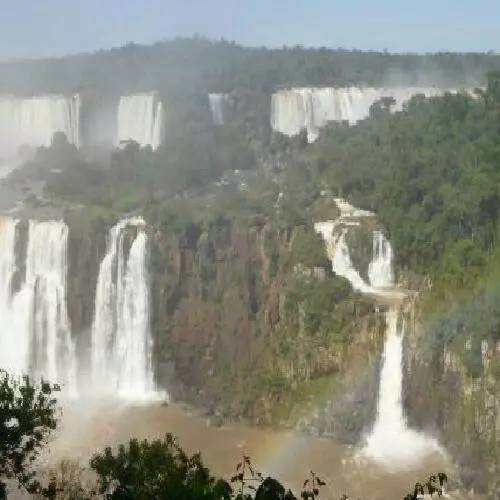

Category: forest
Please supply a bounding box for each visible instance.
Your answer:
[0,37,498,96]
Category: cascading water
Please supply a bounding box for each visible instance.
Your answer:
[315,198,440,469]
[271,87,447,142]
[90,217,155,400]
[209,93,229,125]
[314,198,375,294]
[368,230,394,288]
[364,308,440,468]
[117,94,163,149]
[0,217,23,374]
[314,222,372,294]
[24,221,77,392]
[0,95,80,158]
[0,218,77,394]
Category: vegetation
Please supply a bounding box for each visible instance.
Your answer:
[0,37,497,96]
[0,370,59,499]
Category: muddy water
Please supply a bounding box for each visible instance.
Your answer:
[42,402,466,500]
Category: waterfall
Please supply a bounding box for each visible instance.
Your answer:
[315,198,439,468]
[117,94,163,149]
[271,87,446,142]
[0,218,76,394]
[90,217,155,400]
[368,230,394,288]
[314,198,376,294]
[209,93,229,125]
[314,222,372,294]
[364,307,440,468]
[0,95,80,158]
[0,217,23,374]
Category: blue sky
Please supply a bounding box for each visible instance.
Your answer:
[1,0,499,60]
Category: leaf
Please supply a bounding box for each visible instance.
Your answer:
[438,472,448,486]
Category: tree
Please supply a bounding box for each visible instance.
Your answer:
[89,434,232,500]
[0,370,59,498]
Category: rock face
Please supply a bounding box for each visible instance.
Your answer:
[57,209,383,435]
[147,216,384,435]
[404,296,500,498]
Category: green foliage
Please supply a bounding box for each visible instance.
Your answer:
[0,370,59,498]
[403,473,448,500]
[88,435,327,500]
[0,37,496,96]
[290,227,330,270]
[285,276,370,340]
[89,434,229,500]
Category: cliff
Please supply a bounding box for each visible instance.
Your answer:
[147,215,385,437]
[403,292,500,497]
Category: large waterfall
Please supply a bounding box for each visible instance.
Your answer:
[117,94,163,149]
[0,95,80,158]
[315,198,440,469]
[90,217,155,400]
[271,87,444,142]
[0,214,158,401]
[0,217,77,393]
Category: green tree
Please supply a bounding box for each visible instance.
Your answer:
[89,434,232,500]
[0,370,59,499]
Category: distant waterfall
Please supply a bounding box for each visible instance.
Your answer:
[368,231,394,288]
[90,217,155,399]
[314,198,377,294]
[117,94,163,149]
[0,95,80,158]
[209,93,229,125]
[271,87,446,142]
[314,222,372,294]
[0,218,76,393]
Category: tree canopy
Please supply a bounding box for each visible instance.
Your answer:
[0,370,59,498]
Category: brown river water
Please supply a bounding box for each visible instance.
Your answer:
[36,401,473,500]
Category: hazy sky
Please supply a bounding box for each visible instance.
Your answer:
[1,0,499,60]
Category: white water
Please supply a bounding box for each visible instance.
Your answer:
[209,93,229,125]
[315,198,440,469]
[0,218,77,394]
[90,217,156,400]
[271,87,446,142]
[314,222,372,294]
[368,231,394,288]
[0,95,80,158]
[117,94,163,149]
[0,217,21,373]
[364,308,441,469]
[314,198,376,294]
